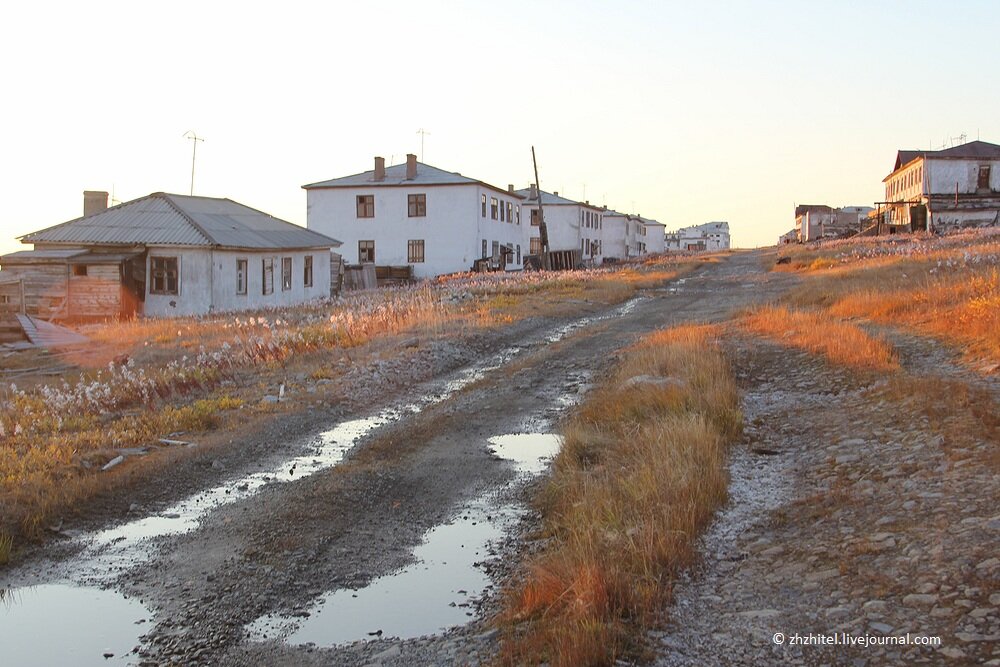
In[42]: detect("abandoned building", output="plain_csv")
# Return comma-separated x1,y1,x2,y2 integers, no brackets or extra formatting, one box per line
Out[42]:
0,191,341,320
880,139,1000,232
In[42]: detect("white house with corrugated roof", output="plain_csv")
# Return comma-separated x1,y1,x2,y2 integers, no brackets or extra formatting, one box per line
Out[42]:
304,154,525,278
515,186,606,265
0,191,340,319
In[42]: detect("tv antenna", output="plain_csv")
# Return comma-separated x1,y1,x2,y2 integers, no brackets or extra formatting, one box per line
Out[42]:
183,130,205,195
416,128,431,162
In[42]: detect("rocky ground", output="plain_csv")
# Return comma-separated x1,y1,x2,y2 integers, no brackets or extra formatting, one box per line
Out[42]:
653,329,999,666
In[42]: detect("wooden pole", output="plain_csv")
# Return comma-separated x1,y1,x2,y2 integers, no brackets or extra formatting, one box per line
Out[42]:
19,279,25,314
531,146,550,270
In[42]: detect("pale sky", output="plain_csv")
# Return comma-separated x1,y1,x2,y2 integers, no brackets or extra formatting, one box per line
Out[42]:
2,0,998,254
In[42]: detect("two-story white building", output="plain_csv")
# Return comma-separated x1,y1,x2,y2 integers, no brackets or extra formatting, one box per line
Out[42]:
304,155,525,279
515,187,607,265
600,210,653,260
664,222,731,252
882,140,1000,232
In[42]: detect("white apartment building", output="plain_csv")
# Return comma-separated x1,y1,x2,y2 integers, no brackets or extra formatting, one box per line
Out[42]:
516,187,606,264
665,222,731,252
304,155,525,279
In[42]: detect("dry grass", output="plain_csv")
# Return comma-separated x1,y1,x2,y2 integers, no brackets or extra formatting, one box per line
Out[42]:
497,323,742,666
743,306,899,371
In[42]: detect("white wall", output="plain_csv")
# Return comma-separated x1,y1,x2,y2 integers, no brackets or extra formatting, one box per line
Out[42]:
144,247,331,317
307,183,523,278
644,224,665,253
927,158,1000,195
602,215,627,259
522,203,606,264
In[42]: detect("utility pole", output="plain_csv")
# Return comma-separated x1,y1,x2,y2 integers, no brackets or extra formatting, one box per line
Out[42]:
532,146,550,270
183,130,205,196
416,128,431,162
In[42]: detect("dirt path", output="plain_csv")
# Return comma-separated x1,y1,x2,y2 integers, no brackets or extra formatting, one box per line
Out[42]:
652,329,1000,665
1,251,793,667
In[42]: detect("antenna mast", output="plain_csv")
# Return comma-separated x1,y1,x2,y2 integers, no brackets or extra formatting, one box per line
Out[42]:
183,130,205,195
416,128,431,162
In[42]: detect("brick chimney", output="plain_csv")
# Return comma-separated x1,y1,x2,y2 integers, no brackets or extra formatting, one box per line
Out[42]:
405,153,417,180
83,190,108,217
508,184,514,193
374,156,386,182
529,184,538,200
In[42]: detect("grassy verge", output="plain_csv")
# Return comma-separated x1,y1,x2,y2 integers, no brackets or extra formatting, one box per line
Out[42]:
0,258,697,564
774,229,1000,365
743,305,899,371
496,323,742,666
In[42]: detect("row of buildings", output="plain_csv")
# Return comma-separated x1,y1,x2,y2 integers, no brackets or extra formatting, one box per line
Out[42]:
783,139,1000,243
0,154,730,319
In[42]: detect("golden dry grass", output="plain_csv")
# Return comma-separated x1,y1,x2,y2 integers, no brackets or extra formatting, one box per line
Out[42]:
743,306,899,371
497,323,742,666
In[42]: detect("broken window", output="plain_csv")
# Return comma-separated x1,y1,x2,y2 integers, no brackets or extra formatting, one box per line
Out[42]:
282,257,292,291
262,258,274,295
979,165,992,191
359,240,375,263
303,255,313,288
151,256,179,295
236,258,247,295
356,195,375,218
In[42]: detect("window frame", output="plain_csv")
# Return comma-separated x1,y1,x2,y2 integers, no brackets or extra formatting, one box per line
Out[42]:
481,194,487,217
359,239,375,263
356,194,375,218
281,257,292,291
262,257,274,295
490,197,499,220
236,258,248,295
150,256,179,296
407,193,427,217
303,255,313,288
407,239,425,263
530,209,540,226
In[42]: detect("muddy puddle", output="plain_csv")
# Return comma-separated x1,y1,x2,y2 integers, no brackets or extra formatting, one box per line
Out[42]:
546,296,644,343
0,584,149,666
247,431,563,647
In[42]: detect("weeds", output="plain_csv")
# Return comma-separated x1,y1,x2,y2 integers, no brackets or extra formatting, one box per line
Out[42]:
497,323,741,666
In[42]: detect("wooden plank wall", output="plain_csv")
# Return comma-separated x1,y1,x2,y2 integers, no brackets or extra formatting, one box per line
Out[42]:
68,264,123,318
0,265,68,319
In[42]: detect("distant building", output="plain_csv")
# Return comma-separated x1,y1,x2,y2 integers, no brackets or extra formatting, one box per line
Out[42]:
778,228,798,245
665,222,731,252
304,155,524,278
0,192,340,319
600,210,663,260
516,187,606,265
795,205,872,242
882,140,1000,232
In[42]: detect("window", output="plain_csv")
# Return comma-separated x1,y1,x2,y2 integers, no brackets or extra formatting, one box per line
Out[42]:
359,240,375,263
979,165,991,191
356,194,375,218
151,256,179,295
516,244,521,264
490,197,499,220
500,200,505,222
481,194,487,217
408,193,426,217
586,211,591,227
262,258,274,295
407,239,425,263
482,239,488,259
530,237,542,255
506,202,513,223
281,257,292,291
304,255,313,288
71,264,88,276
530,209,540,226
515,205,520,224
492,240,500,260
237,259,248,295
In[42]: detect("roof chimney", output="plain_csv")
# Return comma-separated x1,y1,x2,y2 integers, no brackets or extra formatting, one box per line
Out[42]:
529,184,538,200
83,190,108,217
405,153,417,180
553,191,559,197
508,184,514,193
374,156,386,182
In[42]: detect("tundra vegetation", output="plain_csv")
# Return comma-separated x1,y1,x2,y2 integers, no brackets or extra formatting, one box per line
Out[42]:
0,257,697,561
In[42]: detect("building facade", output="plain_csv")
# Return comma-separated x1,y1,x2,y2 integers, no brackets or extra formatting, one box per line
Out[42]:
882,140,1000,232
665,221,731,252
515,187,607,265
305,155,524,279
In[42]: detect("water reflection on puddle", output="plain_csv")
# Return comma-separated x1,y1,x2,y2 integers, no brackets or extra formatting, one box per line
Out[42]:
489,433,563,475
248,432,564,647
252,501,511,645
0,584,149,666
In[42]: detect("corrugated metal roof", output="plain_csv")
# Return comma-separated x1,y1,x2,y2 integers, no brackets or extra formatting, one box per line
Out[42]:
19,193,342,250
1,248,87,262
514,188,585,206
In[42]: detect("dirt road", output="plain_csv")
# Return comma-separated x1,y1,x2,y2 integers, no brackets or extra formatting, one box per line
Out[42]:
1,251,793,666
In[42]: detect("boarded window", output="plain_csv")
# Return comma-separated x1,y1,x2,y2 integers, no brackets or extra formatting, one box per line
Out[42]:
530,209,540,226
530,237,542,255
151,256,179,295
408,194,426,217
236,259,247,295
356,195,375,218
282,257,292,291
359,240,375,263
262,258,274,295
407,239,425,263
979,165,992,191
303,255,313,288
